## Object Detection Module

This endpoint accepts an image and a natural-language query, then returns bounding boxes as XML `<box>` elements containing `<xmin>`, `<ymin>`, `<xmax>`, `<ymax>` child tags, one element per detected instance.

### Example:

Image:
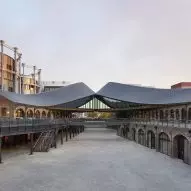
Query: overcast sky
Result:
<box><xmin>0</xmin><ymin>0</ymin><xmax>191</xmax><ymax>91</ymax></box>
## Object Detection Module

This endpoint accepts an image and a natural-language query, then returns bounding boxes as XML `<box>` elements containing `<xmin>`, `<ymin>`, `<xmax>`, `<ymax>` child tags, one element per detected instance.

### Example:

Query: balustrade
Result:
<box><xmin>0</xmin><ymin>117</ymin><xmax>190</xmax><ymax>137</ymax></box>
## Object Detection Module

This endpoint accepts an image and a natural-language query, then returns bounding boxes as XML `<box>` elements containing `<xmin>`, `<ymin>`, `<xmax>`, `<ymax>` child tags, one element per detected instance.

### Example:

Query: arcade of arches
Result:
<box><xmin>13</xmin><ymin>108</ymin><xmax>73</xmax><ymax>119</ymax></box>
<box><xmin>129</xmin><ymin>107</ymin><xmax>191</xmax><ymax>121</ymax></box>
<box><xmin>118</xmin><ymin>124</ymin><xmax>191</xmax><ymax>165</ymax></box>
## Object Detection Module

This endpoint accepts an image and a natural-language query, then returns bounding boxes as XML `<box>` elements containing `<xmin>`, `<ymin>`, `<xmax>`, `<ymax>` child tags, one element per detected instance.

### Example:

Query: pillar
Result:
<box><xmin>187</xmin><ymin>141</ymin><xmax>191</xmax><ymax>165</ymax></box>
<box><xmin>61</xmin><ymin>129</ymin><xmax>63</xmax><ymax>145</ymax></box>
<box><xmin>54</xmin><ymin>131</ymin><xmax>57</xmax><ymax>148</ymax></box>
<box><xmin>66</xmin><ymin>128</ymin><xmax>68</xmax><ymax>142</ymax></box>
<box><xmin>69</xmin><ymin>128</ymin><xmax>72</xmax><ymax>139</ymax></box>
<box><xmin>30</xmin><ymin>133</ymin><xmax>34</xmax><ymax>155</ymax></box>
<box><xmin>145</xmin><ymin>130</ymin><xmax>148</xmax><ymax>147</ymax></box>
<box><xmin>155</xmin><ymin>133</ymin><xmax>159</xmax><ymax>152</ymax></box>
<box><xmin>135</xmin><ymin>129</ymin><xmax>138</xmax><ymax>143</ymax></box>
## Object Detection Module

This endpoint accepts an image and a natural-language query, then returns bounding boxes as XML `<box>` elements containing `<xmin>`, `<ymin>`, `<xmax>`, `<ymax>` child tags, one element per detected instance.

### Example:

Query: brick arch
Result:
<box><xmin>35</xmin><ymin>109</ymin><xmax>41</xmax><ymax>118</ymax></box>
<box><xmin>26</xmin><ymin>109</ymin><xmax>34</xmax><ymax>118</ymax></box>
<box><xmin>15</xmin><ymin>106</ymin><xmax>25</xmax><ymax>110</ymax></box>
<box><xmin>170</xmin><ymin>109</ymin><xmax>175</xmax><ymax>120</ymax></box>
<box><xmin>172</xmin><ymin>134</ymin><xmax>190</xmax><ymax>163</ymax></box>
<box><xmin>137</xmin><ymin>126</ymin><xmax>146</xmax><ymax>134</ymax></box>
<box><xmin>119</xmin><ymin>125</ymin><xmax>125</xmax><ymax>136</ymax></box>
<box><xmin>146</xmin><ymin>126</ymin><xmax>157</xmax><ymax>134</ymax></box>
<box><xmin>158</xmin><ymin>132</ymin><xmax>171</xmax><ymax>156</ymax></box>
<box><xmin>47</xmin><ymin>111</ymin><xmax>52</xmax><ymax>118</ymax></box>
<box><xmin>41</xmin><ymin>110</ymin><xmax>47</xmax><ymax>118</ymax></box>
<box><xmin>15</xmin><ymin>107</ymin><xmax>25</xmax><ymax>118</ymax></box>
<box><xmin>175</xmin><ymin>109</ymin><xmax>180</xmax><ymax>120</ymax></box>
<box><xmin>138</xmin><ymin>128</ymin><xmax>145</xmax><ymax>145</ymax></box>
<box><xmin>172</xmin><ymin>132</ymin><xmax>190</xmax><ymax>141</ymax></box>
<box><xmin>147</xmin><ymin>129</ymin><xmax>156</xmax><ymax>149</ymax></box>
<box><xmin>123</xmin><ymin>125</ymin><xmax>130</xmax><ymax>138</ymax></box>
<box><xmin>157</xmin><ymin>130</ymin><xmax>171</xmax><ymax>141</ymax></box>
<box><xmin>15</xmin><ymin>106</ymin><xmax>25</xmax><ymax>116</ymax></box>
<box><xmin>131</xmin><ymin>127</ymin><xmax>136</xmax><ymax>141</ymax></box>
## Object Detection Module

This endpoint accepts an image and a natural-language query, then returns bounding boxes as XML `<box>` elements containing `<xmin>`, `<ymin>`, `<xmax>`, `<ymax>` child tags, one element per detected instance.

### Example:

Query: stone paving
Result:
<box><xmin>0</xmin><ymin>128</ymin><xmax>191</xmax><ymax>191</ymax></box>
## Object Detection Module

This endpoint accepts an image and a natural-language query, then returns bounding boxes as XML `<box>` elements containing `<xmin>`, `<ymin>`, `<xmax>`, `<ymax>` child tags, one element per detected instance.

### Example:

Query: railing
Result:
<box><xmin>0</xmin><ymin>118</ymin><xmax>68</xmax><ymax>136</ymax></box>
<box><xmin>128</xmin><ymin>118</ymin><xmax>191</xmax><ymax>128</ymax></box>
<box><xmin>0</xmin><ymin>117</ymin><xmax>191</xmax><ymax>136</ymax></box>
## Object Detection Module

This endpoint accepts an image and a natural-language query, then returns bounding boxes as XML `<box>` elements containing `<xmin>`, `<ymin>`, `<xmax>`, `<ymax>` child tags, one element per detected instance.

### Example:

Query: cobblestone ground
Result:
<box><xmin>0</xmin><ymin>128</ymin><xmax>191</xmax><ymax>191</ymax></box>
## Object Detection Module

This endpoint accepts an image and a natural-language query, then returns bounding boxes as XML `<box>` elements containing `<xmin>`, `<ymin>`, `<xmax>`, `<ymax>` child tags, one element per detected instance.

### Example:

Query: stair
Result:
<box><xmin>33</xmin><ymin>129</ymin><xmax>59</xmax><ymax>152</ymax></box>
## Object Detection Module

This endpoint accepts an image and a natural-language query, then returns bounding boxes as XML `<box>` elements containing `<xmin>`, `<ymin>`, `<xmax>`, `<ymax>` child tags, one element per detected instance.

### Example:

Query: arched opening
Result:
<box><xmin>121</xmin><ymin>128</ymin><xmax>125</xmax><ymax>137</ymax></box>
<box><xmin>124</xmin><ymin>126</ymin><xmax>129</xmax><ymax>139</ymax></box>
<box><xmin>35</xmin><ymin>110</ymin><xmax>41</xmax><ymax>118</ymax></box>
<box><xmin>156</xmin><ymin>110</ymin><xmax>158</xmax><ymax>120</ymax></box>
<box><xmin>138</xmin><ymin>129</ymin><xmax>145</xmax><ymax>145</ymax></box>
<box><xmin>173</xmin><ymin>135</ymin><xmax>189</xmax><ymax>162</ymax></box>
<box><xmin>147</xmin><ymin>130</ymin><xmax>155</xmax><ymax>149</ymax></box>
<box><xmin>152</xmin><ymin>110</ymin><xmax>155</xmax><ymax>119</ymax></box>
<box><xmin>159</xmin><ymin>132</ymin><xmax>171</xmax><ymax>156</ymax></box>
<box><xmin>27</xmin><ymin>109</ymin><xmax>33</xmax><ymax>118</ymax></box>
<box><xmin>132</xmin><ymin>128</ymin><xmax>136</xmax><ymax>141</ymax></box>
<box><xmin>170</xmin><ymin>109</ymin><xmax>174</xmax><ymax>120</ymax></box>
<box><xmin>175</xmin><ymin>109</ymin><xmax>180</xmax><ymax>120</ymax></box>
<box><xmin>42</xmin><ymin>111</ymin><xmax>46</xmax><ymax>118</ymax></box>
<box><xmin>47</xmin><ymin>111</ymin><xmax>51</xmax><ymax>118</ymax></box>
<box><xmin>188</xmin><ymin>108</ymin><xmax>191</xmax><ymax>121</ymax></box>
<box><xmin>159</xmin><ymin>110</ymin><xmax>163</xmax><ymax>120</ymax></box>
<box><xmin>181</xmin><ymin>108</ymin><xmax>187</xmax><ymax>122</ymax></box>
<box><xmin>165</xmin><ymin>110</ymin><xmax>168</xmax><ymax>121</ymax></box>
<box><xmin>1</xmin><ymin>107</ymin><xmax>8</xmax><ymax>117</ymax></box>
<box><xmin>16</xmin><ymin>108</ymin><xmax>25</xmax><ymax>118</ymax></box>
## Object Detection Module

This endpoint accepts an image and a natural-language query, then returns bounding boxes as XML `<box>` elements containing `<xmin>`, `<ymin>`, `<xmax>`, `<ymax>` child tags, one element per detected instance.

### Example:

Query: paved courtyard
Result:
<box><xmin>0</xmin><ymin>128</ymin><xmax>191</xmax><ymax>191</ymax></box>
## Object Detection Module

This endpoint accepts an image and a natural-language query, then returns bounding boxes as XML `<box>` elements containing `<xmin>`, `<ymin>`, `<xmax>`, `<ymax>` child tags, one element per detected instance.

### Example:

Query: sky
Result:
<box><xmin>0</xmin><ymin>0</ymin><xmax>191</xmax><ymax>91</ymax></box>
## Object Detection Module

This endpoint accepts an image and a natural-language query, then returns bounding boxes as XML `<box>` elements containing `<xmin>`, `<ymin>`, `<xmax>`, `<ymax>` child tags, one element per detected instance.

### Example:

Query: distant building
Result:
<box><xmin>21</xmin><ymin>75</ymin><xmax>41</xmax><ymax>94</ymax></box>
<box><xmin>40</xmin><ymin>81</ymin><xmax>72</xmax><ymax>92</ymax></box>
<box><xmin>0</xmin><ymin>40</ymin><xmax>41</xmax><ymax>94</ymax></box>
<box><xmin>171</xmin><ymin>82</ymin><xmax>191</xmax><ymax>89</ymax></box>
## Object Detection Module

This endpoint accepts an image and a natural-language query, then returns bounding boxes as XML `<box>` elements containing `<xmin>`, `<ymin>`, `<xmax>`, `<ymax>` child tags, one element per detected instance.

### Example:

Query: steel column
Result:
<box><xmin>61</xmin><ymin>129</ymin><xmax>63</xmax><ymax>145</ymax></box>
<box><xmin>30</xmin><ymin>133</ymin><xmax>34</xmax><ymax>155</ymax></box>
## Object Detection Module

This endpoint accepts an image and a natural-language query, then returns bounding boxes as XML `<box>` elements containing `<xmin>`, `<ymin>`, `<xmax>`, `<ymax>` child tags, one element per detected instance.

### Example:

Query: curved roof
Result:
<box><xmin>1</xmin><ymin>81</ymin><xmax>191</xmax><ymax>108</ymax></box>
<box><xmin>0</xmin><ymin>82</ymin><xmax>95</xmax><ymax>107</ymax></box>
<box><xmin>97</xmin><ymin>82</ymin><xmax>191</xmax><ymax>105</ymax></box>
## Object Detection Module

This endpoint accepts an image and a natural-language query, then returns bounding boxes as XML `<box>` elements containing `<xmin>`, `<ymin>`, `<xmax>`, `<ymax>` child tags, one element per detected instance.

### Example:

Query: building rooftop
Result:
<box><xmin>1</xmin><ymin>82</ymin><xmax>191</xmax><ymax>108</ymax></box>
